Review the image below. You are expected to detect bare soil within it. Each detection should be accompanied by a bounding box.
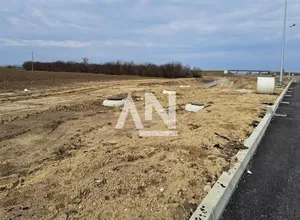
[0,68,283,220]
[0,68,145,92]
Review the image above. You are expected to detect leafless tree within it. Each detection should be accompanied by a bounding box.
[82,57,89,65]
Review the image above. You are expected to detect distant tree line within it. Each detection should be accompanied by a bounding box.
[22,60,202,78]
[5,65,21,68]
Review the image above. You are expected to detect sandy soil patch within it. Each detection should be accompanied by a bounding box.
[0,71,283,219]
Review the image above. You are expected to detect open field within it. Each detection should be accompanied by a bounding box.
[0,68,283,220]
[0,67,145,92]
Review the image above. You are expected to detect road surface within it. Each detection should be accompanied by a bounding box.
[222,79,300,220]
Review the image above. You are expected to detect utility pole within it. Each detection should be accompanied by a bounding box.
[31,51,34,71]
[288,24,296,79]
[279,0,288,85]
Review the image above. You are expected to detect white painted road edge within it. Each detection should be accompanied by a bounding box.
[189,79,294,220]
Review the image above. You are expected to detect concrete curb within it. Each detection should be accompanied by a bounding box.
[189,79,294,220]
[203,81,218,89]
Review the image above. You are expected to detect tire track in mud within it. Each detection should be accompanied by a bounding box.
[0,84,114,103]
[0,129,31,142]
[0,110,113,200]
[0,98,116,125]
[0,111,113,177]
[0,85,140,125]
[0,114,79,142]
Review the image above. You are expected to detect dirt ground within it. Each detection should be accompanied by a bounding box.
[0,67,144,92]
[0,68,284,220]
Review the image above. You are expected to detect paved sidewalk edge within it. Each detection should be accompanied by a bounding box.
[189,79,294,220]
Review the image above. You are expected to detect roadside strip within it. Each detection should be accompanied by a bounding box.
[189,79,294,220]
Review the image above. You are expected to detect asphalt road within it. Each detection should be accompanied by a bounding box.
[222,80,300,220]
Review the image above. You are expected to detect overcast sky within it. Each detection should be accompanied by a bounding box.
[0,0,299,70]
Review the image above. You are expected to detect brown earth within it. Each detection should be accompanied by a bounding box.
[0,67,145,92]
[0,68,283,220]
